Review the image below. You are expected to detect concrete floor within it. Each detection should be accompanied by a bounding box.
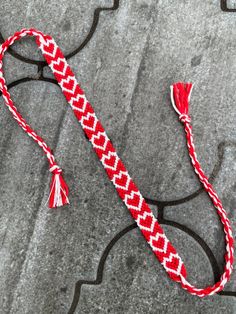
[0,0,236,313]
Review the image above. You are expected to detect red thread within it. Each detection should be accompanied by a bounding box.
[170,82,193,116]
[0,30,233,297]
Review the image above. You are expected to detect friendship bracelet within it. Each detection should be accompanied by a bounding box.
[0,29,233,297]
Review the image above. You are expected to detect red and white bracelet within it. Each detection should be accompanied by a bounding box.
[0,29,233,297]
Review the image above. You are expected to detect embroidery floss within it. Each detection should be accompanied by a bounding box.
[0,29,233,296]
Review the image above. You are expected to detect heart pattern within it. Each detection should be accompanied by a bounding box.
[0,29,233,298]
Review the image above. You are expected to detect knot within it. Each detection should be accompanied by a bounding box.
[49,164,62,175]
[179,114,191,124]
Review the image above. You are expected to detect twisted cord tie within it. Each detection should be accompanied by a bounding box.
[170,82,234,296]
[0,30,69,208]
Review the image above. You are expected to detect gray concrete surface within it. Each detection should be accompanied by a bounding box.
[1,0,236,313]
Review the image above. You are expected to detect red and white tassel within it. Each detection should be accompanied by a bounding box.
[170,82,193,117]
[49,165,69,208]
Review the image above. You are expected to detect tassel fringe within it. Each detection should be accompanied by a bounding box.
[170,82,193,116]
[49,165,69,208]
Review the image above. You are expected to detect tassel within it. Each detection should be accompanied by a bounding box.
[170,82,193,116]
[49,165,69,208]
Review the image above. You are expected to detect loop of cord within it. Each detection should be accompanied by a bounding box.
[0,29,233,297]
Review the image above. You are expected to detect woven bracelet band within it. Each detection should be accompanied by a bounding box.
[0,29,233,297]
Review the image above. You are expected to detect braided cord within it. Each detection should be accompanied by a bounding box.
[179,114,234,296]
[0,29,69,208]
[171,84,234,296]
[0,30,56,167]
[177,114,234,296]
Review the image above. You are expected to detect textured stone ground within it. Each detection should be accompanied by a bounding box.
[1,0,236,313]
